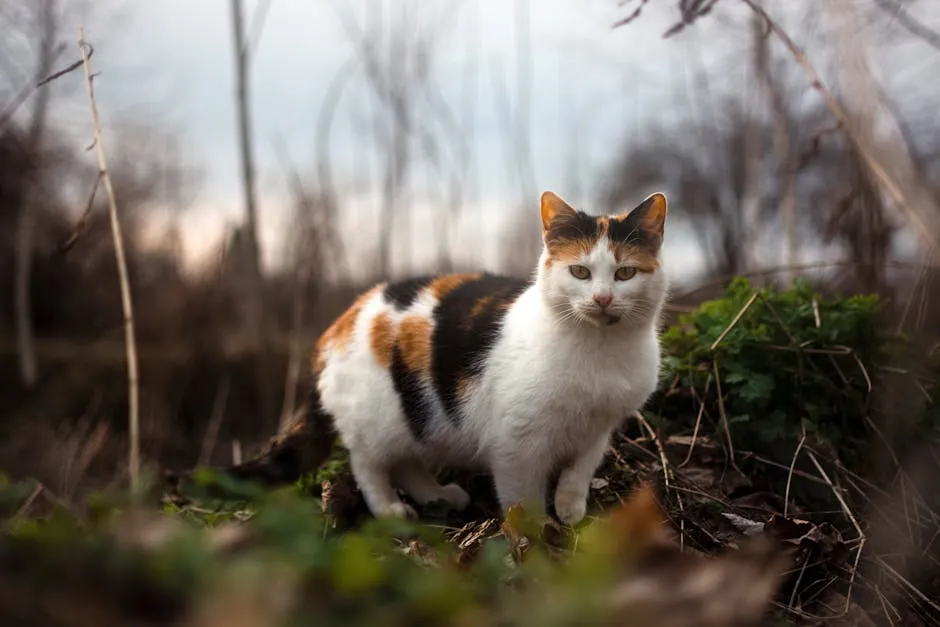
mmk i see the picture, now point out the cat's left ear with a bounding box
[626,192,667,237]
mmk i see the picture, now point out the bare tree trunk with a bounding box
[14,0,57,389]
[229,0,264,332]
[230,0,274,424]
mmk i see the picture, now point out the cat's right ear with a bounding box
[540,191,576,233]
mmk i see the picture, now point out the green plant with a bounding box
[657,277,885,469]
[6,478,768,627]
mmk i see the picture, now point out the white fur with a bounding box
[317,228,668,524]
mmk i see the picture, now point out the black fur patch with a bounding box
[390,345,431,441]
[607,216,643,245]
[609,197,658,247]
[222,383,336,485]
[430,274,530,419]
[383,276,434,309]
[546,210,600,244]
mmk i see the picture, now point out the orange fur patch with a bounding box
[609,241,661,272]
[369,312,396,368]
[398,314,432,375]
[427,273,481,300]
[314,286,380,372]
[545,240,591,266]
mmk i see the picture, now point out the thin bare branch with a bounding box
[0,43,77,130]
[60,171,101,253]
[806,450,865,613]
[784,428,807,518]
[36,46,86,87]
[872,0,940,52]
[712,357,742,474]
[710,292,759,352]
[78,27,140,492]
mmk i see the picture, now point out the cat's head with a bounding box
[537,191,668,328]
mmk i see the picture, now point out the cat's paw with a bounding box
[384,501,419,520]
[554,490,587,526]
[439,483,471,510]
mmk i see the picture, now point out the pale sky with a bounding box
[69,0,737,280]
[12,0,939,282]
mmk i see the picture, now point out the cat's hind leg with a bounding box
[393,461,470,511]
[349,454,416,519]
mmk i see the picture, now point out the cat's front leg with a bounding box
[554,433,611,526]
[491,453,551,516]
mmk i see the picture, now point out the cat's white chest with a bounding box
[484,318,659,435]
[548,339,657,418]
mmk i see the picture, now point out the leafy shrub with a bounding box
[656,278,887,470]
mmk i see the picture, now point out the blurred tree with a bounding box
[230,0,276,424]
[11,0,60,389]
[334,0,469,277]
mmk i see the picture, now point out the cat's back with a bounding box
[314,272,532,449]
[315,272,531,371]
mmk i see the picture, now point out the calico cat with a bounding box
[222,190,668,524]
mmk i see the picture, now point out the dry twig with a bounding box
[712,357,741,474]
[679,373,712,468]
[60,171,101,253]
[710,292,759,352]
[806,450,865,614]
[784,427,807,519]
[78,28,141,491]
[635,411,687,550]
[0,44,83,130]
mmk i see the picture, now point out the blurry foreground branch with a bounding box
[872,0,940,52]
[78,27,140,491]
[737,0,940,254]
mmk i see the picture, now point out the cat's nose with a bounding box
[593,293,613,309]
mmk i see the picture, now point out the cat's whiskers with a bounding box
[547,300,592,328]
[556,307,583,327]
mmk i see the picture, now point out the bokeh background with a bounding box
[1,0,938,498]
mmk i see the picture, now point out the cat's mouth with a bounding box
[582,311,621,326]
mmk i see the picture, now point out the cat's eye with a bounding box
[614,267,638,281]
[569,265,591,280]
